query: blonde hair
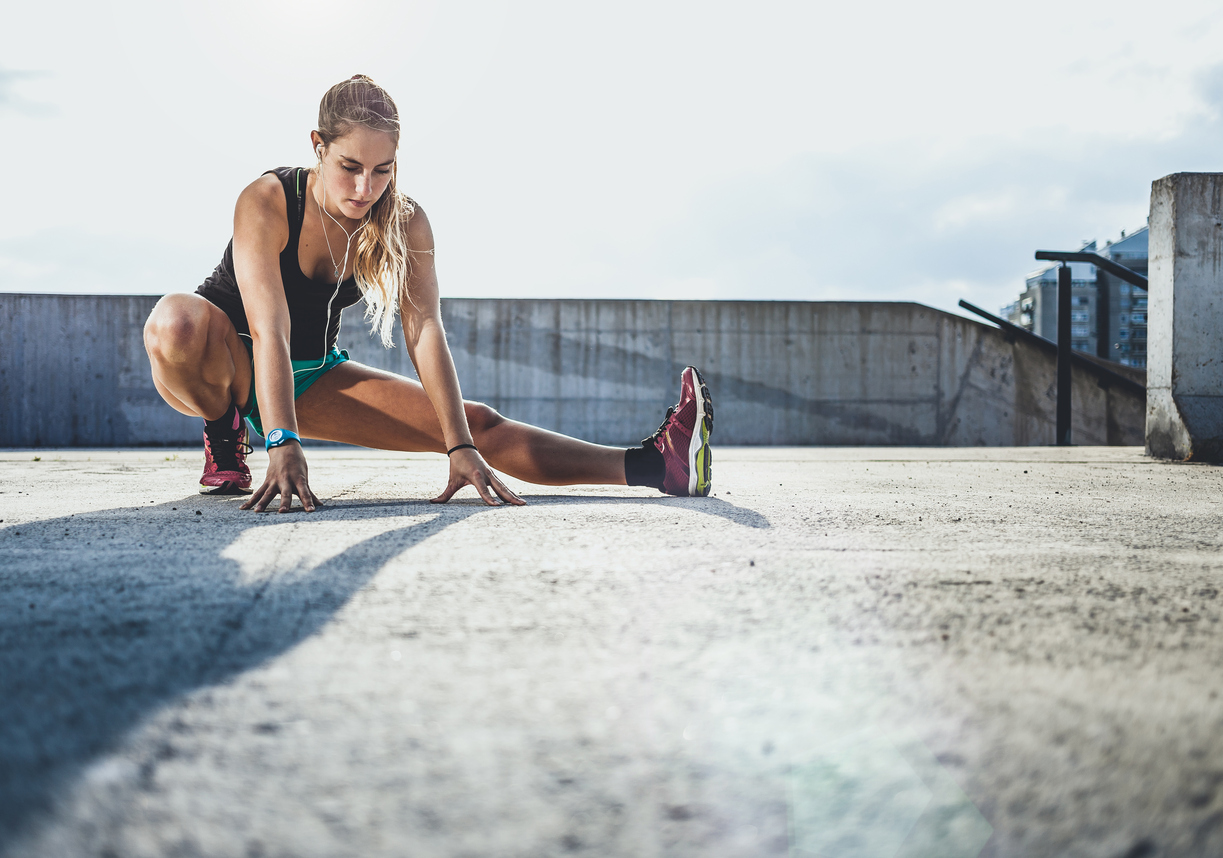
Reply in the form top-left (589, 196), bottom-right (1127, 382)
top-left (315, 74), bottom-right (419, 347)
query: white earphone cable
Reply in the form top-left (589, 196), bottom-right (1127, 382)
top-left (295, 150), bottom-right (370, 377)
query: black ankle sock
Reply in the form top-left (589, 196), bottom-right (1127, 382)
top-left (204, 402), bottom-right (239, 434)
top-left (625, 443), bottom-right (665, 490)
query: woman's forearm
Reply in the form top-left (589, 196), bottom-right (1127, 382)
top-left (409, 316), bottom-right (473, 448)
top-left (250, 331), bottom-right (297, 436)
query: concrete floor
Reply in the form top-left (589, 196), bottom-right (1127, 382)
top-left (1, 446), bottom-right (1221, 858)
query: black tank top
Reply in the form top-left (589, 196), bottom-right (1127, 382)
top-left (197, 167), bottom-right (362, 360)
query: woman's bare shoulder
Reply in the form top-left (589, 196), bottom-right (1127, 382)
top-left (233, 173), bottom-right (290, 247)
top-left (236, 173), bottom-right (288, 217)
top-left (403, 196), bottom-right (434, 251)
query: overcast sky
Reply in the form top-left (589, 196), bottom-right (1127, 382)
top-left (2, 0), bottom-right (1222, 318)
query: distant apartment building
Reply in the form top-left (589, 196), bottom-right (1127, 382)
top-left (1001, 226), bottom-right (1148, 368)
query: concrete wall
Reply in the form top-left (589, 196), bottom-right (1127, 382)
top-left (1146, 173), bottom-right (1223, 461)
top-left (0, 294), bottom-right (1144, 448)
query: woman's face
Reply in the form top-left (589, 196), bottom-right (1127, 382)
top-left (313, 125), bottom-right (397, 220)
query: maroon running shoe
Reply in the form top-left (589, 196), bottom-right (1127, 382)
top-left (648, 366), bottom-right (713, 497)
top-left (200, 407), bottom-right (252, 495)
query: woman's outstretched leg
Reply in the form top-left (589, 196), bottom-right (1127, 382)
top-left (294, 361), bottom-right (627, 486)
top-left (465, 411), bottom-right (628, 486)
top-left (470, 367), bottom-right (713, 496)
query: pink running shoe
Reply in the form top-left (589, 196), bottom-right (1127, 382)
top-left (648, 366), bottom-right (713, 497)
top-left (200, 406), bottom-right (252, 495)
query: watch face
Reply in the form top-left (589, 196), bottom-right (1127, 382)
top-left (268, 429), bottom-right (283, 444)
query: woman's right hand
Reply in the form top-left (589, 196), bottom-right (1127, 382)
top-left (241, 443), bottom-right (320, 512)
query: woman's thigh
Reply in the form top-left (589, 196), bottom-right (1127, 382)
top-left (293, 361), bottom-right (452, 452)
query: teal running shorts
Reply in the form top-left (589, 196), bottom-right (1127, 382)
top-left (240, 346), bottom-right (350, 438)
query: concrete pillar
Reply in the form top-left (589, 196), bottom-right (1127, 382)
top-left (1146, 173), bottom-right (1223, 460)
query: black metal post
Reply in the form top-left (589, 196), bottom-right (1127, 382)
top-left (1057, 264), bottom-right (1072, 445)
top-left (1096, 273), bottom-right (1110, 361)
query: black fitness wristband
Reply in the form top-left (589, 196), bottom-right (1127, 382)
top-left (447, 444), bottom-right (478, 456)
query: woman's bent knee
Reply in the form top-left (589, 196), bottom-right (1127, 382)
top-left (465, 401), bottom-right (504, 435)
top-left (144, 295), bottom-right (212, 364)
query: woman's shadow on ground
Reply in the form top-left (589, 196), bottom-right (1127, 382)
top-left (0, 490), bottom-right (766, 849)
top-left (0, 496), bottom-right (484, 849)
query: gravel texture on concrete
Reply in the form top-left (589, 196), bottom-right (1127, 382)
top-left (1, 446), bottom-right (1221, 858)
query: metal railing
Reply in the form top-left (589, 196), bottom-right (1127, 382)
top-left (1032, 251), bottom-right (1147, 445)
top-left (963, 250), bottom-right (1147, 446)
top-left (1033, 251), bottom-right (1148, 291)
top-left (957, 299), bottom-right (1144, 399)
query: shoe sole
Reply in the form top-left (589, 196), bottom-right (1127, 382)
top-left (199, 481), bottom-right (253, 496)
top-left (685, 366), bottom-right (713, 497)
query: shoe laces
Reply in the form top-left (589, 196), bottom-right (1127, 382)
top-left (645, 406), bottom-right (676, 445)
top-left (204, 426), bottom-right (252, 472)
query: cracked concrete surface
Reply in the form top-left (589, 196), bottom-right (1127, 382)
top-left (1, 446), bottom-right (1221, 858)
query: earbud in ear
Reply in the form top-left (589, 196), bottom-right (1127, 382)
top-left (316, 144), bottom-right (323, 158)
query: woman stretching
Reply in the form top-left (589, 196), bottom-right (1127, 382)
top-left (143, 75), bottom-right (713, 512)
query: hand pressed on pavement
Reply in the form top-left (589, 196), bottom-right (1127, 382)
top-left (432, 447), bottom-right (526, 506)
top-left (240, 443), bottom-right (321, 513)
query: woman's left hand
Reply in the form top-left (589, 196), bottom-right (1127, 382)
top-left (431, 448), bottom-right (526, 506)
